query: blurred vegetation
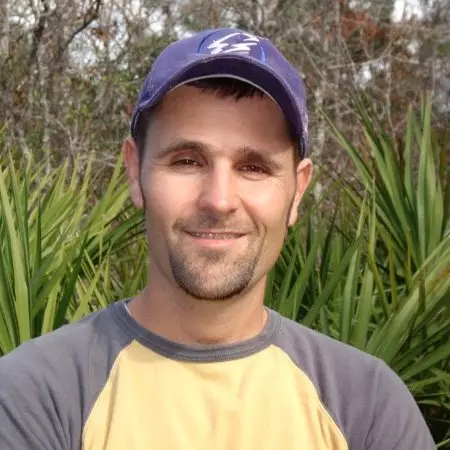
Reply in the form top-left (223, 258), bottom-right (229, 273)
top-left (0, 151), bottom-right (145, 354)
top-left (1, 0), bottom-right (449, 197)
top-left (266, 97), bottom-right (450, 446)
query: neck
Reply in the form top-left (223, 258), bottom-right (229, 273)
top-left (128, 269), bottom-right (268, 346)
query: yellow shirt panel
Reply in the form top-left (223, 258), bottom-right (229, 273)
top-left (82, 340), bottom-right (348, 450)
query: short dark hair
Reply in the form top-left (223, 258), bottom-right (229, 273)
top-left (133, 77), bottom-right (301, 164)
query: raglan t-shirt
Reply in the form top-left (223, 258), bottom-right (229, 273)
top-left (0, 300), bottom-right (436, 449)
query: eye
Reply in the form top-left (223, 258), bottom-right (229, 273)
top-left (172, 158), bottom-right (200, 167)
top-left (240, 164), bottom-right (268, 174)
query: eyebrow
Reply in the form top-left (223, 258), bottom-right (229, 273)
top-left (155, 138), bottom-right (284, 172)
top-left (234, 146), bottom-right (284, 172)
top-left (154, 139), bottom-right (209, 159)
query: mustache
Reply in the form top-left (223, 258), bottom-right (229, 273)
top-left (174, 215), bottom-right (252, 232)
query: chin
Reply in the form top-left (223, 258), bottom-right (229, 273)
top-left (178, 280), bottom-right (250, 302)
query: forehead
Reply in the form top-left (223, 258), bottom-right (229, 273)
top-left (147, 85), bottom-right (293, 156)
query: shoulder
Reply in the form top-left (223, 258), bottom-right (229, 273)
top-left (0, 302), bottom-right (133, 419)
top-left (1, 303), bottom-right (129, 377)
top-left (272, 311), bottom-right (382, 381)
top-left (271, 311), bottom-right (435, 449)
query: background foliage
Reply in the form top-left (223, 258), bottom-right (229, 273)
top-left (1, 0), bottom-right (449, 447)
top-left (1, 0), bottom-right (449, 195)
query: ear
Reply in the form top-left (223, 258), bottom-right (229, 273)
top-left (123, 136), bottom-right (144, 209)
top-left (288, 158), bottom-right (313, 227)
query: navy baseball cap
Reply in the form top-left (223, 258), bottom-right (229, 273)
top-left (130, 28), bottom-right (309, 157)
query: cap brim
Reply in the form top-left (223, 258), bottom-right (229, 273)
top-left (132, 55), bottom-right (306, 158)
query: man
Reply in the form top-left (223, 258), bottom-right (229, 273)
top-left (0, 28), bottom-right (435, 449)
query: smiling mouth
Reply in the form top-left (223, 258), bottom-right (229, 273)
top-left (186, 231), bottom-right (244, 239)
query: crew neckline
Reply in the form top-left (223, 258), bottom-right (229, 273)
top-left (111, 300), bottom-right (282, 363)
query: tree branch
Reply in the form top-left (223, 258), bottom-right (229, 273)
top-left (60, 0), bottom-right (103, 56)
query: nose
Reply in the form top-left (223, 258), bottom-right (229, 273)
top-left (197, 164), bottom-right (239, 215)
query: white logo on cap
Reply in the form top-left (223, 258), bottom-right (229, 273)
top-left (207, 32), bottom-right (260, 55)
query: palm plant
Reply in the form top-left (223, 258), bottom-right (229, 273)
top-left (327, 96), bottom-right (450, 446)
top-left (266, 97), bottom-right (450, 445)
top-left (0, 153), bottom-right (145, 356)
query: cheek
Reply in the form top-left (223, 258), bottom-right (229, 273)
top-left (249, 193), bottom-right (289, 274)
top-left (245, 179), bottom-right (292, 219)
top-left (243, 183), bottom-right (292, 243)
top-left (144, 175), bottom-right (196, 228)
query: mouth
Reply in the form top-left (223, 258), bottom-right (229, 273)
top-left (186, 231), bottom-right (245, 240)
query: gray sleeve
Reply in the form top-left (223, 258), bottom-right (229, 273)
top-left (366, 361), bottom-right (436, 450)
top-left (0, 305), bottom-right (133, 450)
top-left (272, 314), bottom-right (437, 449)
top-left (0, 341), bottom-right (69, 450)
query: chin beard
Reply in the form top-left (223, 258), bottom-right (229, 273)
top-left (168, 248), bottom-right (259, 301)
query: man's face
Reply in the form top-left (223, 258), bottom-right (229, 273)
top-left (124, 85), bottom-right (312, 300)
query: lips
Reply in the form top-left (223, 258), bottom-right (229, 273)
top-left (187, 231), bottom-right (244, 239)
